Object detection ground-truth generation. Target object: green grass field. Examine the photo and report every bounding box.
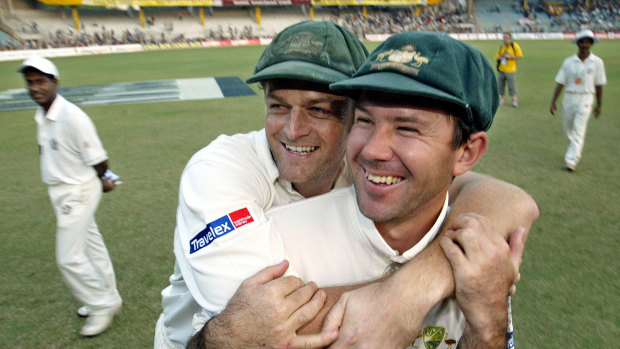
[1,39,618,348]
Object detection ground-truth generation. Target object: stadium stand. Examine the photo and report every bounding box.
[1,0,619,51]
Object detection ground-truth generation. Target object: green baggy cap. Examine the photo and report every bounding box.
[330,31,499,133]
[246,21,368,85]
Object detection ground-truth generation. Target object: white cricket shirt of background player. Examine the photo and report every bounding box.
[36,94,108,185]
[162,129,351,345]
[555,53,606,93]
[267,187,464,348]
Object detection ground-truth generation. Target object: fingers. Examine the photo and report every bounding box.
[245,260,290,286]
[288,288,330,334]
[285,281,320,312]
[320,294,347,334]
[508,227,525,273]
[291,328,338,349]
[440,232,467,268]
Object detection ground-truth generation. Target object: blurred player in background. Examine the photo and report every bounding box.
[550,29,606,172]
[20,56,122,337]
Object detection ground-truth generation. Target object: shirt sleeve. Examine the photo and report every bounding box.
[554,59,569,85]
[173,144,289,316]
[514,43,523,58]
[70,109,108,166]
[594,58,607,86]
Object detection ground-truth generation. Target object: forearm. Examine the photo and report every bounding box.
[595,85,603,106]
[449,172,538,241]
[551,84,564,105]
[298,284,369,334]
[457,319,507,349]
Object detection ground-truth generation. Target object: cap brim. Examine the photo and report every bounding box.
[246,60,350,85]
[572,37,599,44]
[330,71,468,110]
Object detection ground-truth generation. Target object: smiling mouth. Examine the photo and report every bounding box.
[365,170,403,185]
[285,144,318,155]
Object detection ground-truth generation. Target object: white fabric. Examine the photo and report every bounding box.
[38,95,120,312]
[554,53,606,94]
[158,129,350,347]
[190,187,463,348]
[268,187,463,349]
[554,53,606,166]
[35,95,108,185]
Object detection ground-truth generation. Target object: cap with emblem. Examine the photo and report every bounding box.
[330,31,498,133]
[19,56,59,79]
[246,21,368,85]
[572,29,599,44]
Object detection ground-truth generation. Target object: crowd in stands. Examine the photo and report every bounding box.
[331,1,473,38]
[512,0,619,33]
[2,0,620,51]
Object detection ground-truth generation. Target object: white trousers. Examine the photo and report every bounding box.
[48,176,121,312]
[562,92,594,167]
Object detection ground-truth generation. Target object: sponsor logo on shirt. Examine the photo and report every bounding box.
[189,208,254,254]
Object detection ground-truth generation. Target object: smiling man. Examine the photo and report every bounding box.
[159,22,538,349]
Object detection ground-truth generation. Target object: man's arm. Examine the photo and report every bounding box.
[594,85,603,118]
[322,172,538,348]
[189,172,537,348]
[550,83,564,115]
[188,261,338,349]
[441,214,525,349]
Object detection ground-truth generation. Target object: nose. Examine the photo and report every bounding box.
[284,108,311,140]
[360,127,393,162]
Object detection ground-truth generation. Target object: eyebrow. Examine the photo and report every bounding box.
[267,91,345,106]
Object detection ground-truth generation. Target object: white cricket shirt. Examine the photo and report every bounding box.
[165,129,350,345]
[555,53,607,94]
[269,187,464,349]
[35,95,107,185]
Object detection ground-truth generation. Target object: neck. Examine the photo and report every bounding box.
[578,51,590,61]
[42,94,57,113]
[374,193,446,255]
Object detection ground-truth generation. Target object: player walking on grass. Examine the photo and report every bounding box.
[20,56,122,337]
[550,29,607,172]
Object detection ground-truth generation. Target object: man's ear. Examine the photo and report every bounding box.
[453,131,488,176]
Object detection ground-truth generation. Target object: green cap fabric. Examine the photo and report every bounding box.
[330,31,498,132]
[246,21,368,85]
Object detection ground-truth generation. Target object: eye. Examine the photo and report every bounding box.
[354,115,373,125]
[268,102,287,111]
[398,126,419,133]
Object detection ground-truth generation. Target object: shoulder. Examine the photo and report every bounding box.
[185,131,262,169]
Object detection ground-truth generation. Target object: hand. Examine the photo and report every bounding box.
[322,280,421,349]
[439,214,524,347]
[101,178,115,192]
[550,102,557,115]
[594,105,601,118]
[204,260,337,348]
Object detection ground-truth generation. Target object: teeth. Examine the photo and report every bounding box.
[365,171,403,185]
[285,144,317,155]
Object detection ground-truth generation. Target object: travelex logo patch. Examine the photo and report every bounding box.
[189,208,254,254]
